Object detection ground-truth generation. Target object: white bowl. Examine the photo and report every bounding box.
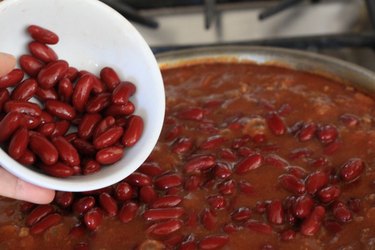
[0,0,165,191]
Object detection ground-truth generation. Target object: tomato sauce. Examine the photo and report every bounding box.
[1,62,375,249]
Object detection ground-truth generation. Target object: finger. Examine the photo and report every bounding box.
[0,168,55,204]
[0,52,16,77]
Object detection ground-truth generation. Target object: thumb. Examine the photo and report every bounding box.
[0,52,16,77]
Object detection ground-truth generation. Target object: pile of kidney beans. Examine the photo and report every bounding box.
[0,25,143,177]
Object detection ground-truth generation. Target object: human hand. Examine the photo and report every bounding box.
[0,52,55,204]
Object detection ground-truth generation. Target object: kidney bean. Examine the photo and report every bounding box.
[316,124,338,144]
[93,126,123,149]
[50,120,70,137]
[19,201,36,213]
[179,240,197,250]
[339,113,360,127]
[115,182,133,201]
[27,25,59,44]
[11,79,38,101]
[118,202,139,223]
[29,213,62,235]
[19,55,44,77]
[57,78,73,102]
[40,162,74,178]
[287,166,308,179]
[92,116,115,139]
[318,185,341,203]
[235,153,263,174]
[332,202,352,223]
[24,114,41,130]
[51,136,80,166]
[147,219,183,236]
[54,191,74,208]
[300,206,325,236]
[340,158,365,183]
[246,220,273,234]
[84,207,103,231]
[111,81,136,105]
[17,149,36,165]
[218,179,236,195]
[207,195,226,210]
[100,67,121,91]
[267,200,284,225]
[231,207,252,222]
[172,137,193,154]
[73,138,96,156]
[29,132,58,165]
[264,154,289,170]
[105,102,135,117]
[78,113,102,139]
[26,204,54,226]
[305,170,329,195]
[139,185,158,204]
[155,173,183,190]
[280,229,296,241]
[8,127,29,160]
[0,111,26,142]
[214,163,232,179]
[28,41,58,63]
[200,135,226,150]
[138,162,164,177]
[35,87,58,101]
[0,89,10,112]
[64,132,78,143]
[82,160,101,175]
[238,181,254,195]
[151,195,182,209]
[121,115,143,147]
[293,194,314,219]
[96,146,124,165]
[184,155,216,174]
[73,196,96,215]
[298,122,317,142]
[37,60,69,89]
[199,235,229,250]
[86,92,111,113]
[0,68,24,88]
[143,207,185,222]
[40,111,54,124]
[278,174,305,195]
[4,100,42,117]
[178,108,204,121]
[72,74,95,112]
[266,112,286,135]
[126,172,152,187]
[98,193,118,217]
[45,99,76,120]
[184,175,202,192]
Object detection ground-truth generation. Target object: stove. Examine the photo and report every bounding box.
[103,0,375,72]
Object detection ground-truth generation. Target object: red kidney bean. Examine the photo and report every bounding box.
[318,185,341,203]
[92,116,116,139]
[165,124,183,141]
[17,149,36,165]
[99,193,118,216]
[340,158,365,183]
[316,124,338,144]
[122,115,143,147]
[147,219,183,236]
[199,235,229,250]
[11,79,38,101]
[27,25,59,44]
[29,132,58,165]
[255,201,267,214]
[207,195,226,210]
[290,194,313,219]
[72,74,95,112]
[179,240,197,250]
[54,191,74,208]
[28,41,58,63]
[235,153,263,174]
[332,202,352,223]
[237,146,255,157]
[278,174,305,195]
[280,229,296,241]
[82,160,101,175]
[0,89,10,112]
[45,100,76,120]
[214,162,232,179]
[100,67,121,91]
[78,113,102,139]
[50,120,70,137]
[37,60,69,89]
[19,55,44,77]
[267,200,284,225]
[118,202,139,223]
[51,136,80,166]
[126,172,152,187]
[115,182,133,201]
[151,195,182,209]
[64,132,78,143]
[300,206,325,236]
[40,162,74,178]
[305,170,329,195]
[218,179,236,195]
[35,87,58,101]
[105,102,135,116]
[19,201,36,213]
[57,78,73,102]
[298,122,317,142]
[246,220,273,234]
[139,185,158,204]
[0,111,26,142]
[93,126,123,149]
[200,135,225,150]
[24,114,41,130]
[143,207,185,221]
[154,173,182,190]
[78,71,106,94]
[29,213,62,235]
[184,175,202,192]
[8,127,29,160]
[72,138,96,156]
[84,207,103,231]
[184,155,215,174]
[86,92,111,113]
[178,108,204,121]
[238,181,255,195]
[112,81,136,104]
[4,100,42,117]
[219,148,236,162]
[96,146,124,165]
[339,113,360,127]
[0,68,24,88]
[138,162,164,177]
[40,111,54,124]
[231,207,252,222]
[172,137,193,154]
[323,141,341,155]
[266,112,286,135]
[287,166,308,179]
[26,204,54,226]
[264,154,289,171]
[73,196,96,215]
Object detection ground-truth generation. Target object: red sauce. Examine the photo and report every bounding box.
[1,62,375,249]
